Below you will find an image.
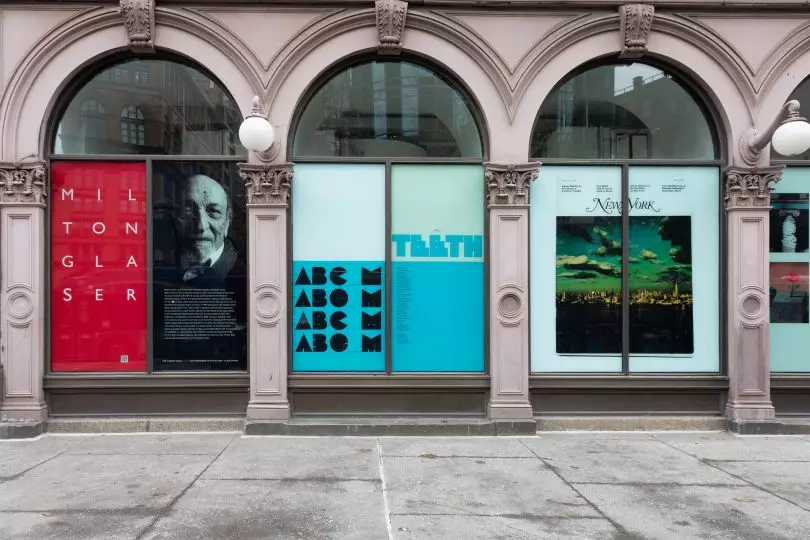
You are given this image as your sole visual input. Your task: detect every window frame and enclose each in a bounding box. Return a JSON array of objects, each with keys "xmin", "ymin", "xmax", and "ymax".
[
  {"xmin": 528, "ymin": 58, "xmax": 726, "ymax": 376},
  {"xmin": 45, "ymin": 52, "xmax": 247, "ymax": 377}
]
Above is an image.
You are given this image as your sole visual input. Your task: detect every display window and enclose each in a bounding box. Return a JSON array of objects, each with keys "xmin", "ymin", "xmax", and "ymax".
[
  {"xmin": 769, "ymin": 168, "xmax": 810, "ymax": 372},
  {"xmin": 291, "ymin": 58, "xmax": 486, "ymax": 373},
  {"xmin": 49, "ymin": 56, "xmax": 246, "ymax": 373},
  {"xmin": 529, "ymin": 62, "xmax": 721, "ymax": 373}
]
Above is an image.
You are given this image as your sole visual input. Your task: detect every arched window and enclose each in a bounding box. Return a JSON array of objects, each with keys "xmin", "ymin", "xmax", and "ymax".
[
  {"xmin": 290, "ymin": 58, "xmax": 485, "ymax": 374},
  {"xmin": 78, "ymin": 99, "xmax": 107, "ymax": 142},
  {"xmin": 49, "ymin": 55, "xmax": 248, "ymax": 376},
  {"xmin": 531, "ymin": 63, "xmax": 718, "ymax": 160},
  {"xmin": 120, "ymin": 105, "xmax": 145, "ymax": 146},
  {"xmin": 768, "ymin": 75, "xmax": 810, "ymax": 373},
  {"xmin": 293, "ymin": 59, "xmax": 483, "ymax": 159},
  {"xmin": 529, "ymin": 61, "xmax": 721, "ymax": 377},
  {"xmin": 53, "ymin": 57, "xmax": 244, "ymax": 156}
]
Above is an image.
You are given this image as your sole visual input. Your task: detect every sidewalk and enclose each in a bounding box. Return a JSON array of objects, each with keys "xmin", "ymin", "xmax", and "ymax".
[{"xmin": 1, "ymin": 432, "xmax": 809, "ymax": 539}]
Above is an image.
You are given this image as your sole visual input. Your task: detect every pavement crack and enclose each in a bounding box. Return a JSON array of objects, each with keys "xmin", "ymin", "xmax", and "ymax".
[
  {"xmin": 517, "ymin": 438, "xmax": 635, "ymax": 538},
  {"xmin": 133, "ymin": 432, "xmax": 239, "ymax": 540},
  {"xmin": 652, "ymin": 434, "xmax": 810, "ymax": 514}
]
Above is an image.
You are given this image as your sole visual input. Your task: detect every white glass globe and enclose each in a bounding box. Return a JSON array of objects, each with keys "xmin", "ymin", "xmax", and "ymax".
[
  {"xmin": 772, "ymin": 120, "xmax": 810, "ymax": 156},
  {"xmin": 238, "ymin": 116, "xmax": 275, "ymax": 152}
]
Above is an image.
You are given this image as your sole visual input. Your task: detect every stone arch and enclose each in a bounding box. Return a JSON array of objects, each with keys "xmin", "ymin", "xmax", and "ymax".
[
  {"xmin": 513, "ymin": 23, "xmax": 744, "ymax": 164},
  {"xmin": 0, "ymin": 6, "xmax": 261, "ymax": 161}
]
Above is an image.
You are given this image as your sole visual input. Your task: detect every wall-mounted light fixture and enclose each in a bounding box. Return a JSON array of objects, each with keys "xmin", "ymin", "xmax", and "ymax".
[
  {"xmin": 741, "ymin": 100, "xmax": 810, "ymax": 166},
  {"xmin": 238, "ymin": 96, "xmax": 278, "ymax": 161}
]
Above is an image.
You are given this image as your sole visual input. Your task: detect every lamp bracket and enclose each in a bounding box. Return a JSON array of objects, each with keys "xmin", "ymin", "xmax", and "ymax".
[{"xmin": 740, "ymin": 100, "xmax": 802, "ymax": 167}]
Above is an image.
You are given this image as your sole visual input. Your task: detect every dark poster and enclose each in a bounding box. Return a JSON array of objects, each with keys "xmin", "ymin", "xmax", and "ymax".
[
  {"xmin": 151, "ymin": 161, "xmax": 247, "ymax": 371},
  {"xmin": 628, "ymin": 216, "xmax": 694, "ymax": 354},
  {"xmin": 555, "ymin": 216, "xmax": 623, "ymax": 354},
  {"xmin": 555, "ymin": 214, "xmax": 694, "ymax": 355}
]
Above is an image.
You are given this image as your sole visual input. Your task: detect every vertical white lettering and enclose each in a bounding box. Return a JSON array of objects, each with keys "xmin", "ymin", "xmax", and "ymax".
[
  {"xmin": 63, "ymin": 288, "xmax": 72, "ymax": 302},
  {"xmin": 127, "ymin": 289, "xmax": 136, "ymax": 301},
  {"xmin": 97, "ymin": 188, "xmax": 102, "ymax": 201},
  {"xmin": 125, "ymin": 222, "xmax": 138, "ymax": 235},
  {"xmin": 128, "ymin": 189, "xmax": 136, "ymax": 201},
  {"xmin": 95, "ymin": 289, "xmax": 103, "ymax": 301},
  {"xmin": 95, "ymin": 255, "xmax": 103, "ymax": 268},
  {"xmin": 126, "ymin": 256, "xmax": 137, "ymax": 268},
  {"xmin": 61, "ymin": 188, "xmax": 74, "ymax": 201},
  {"xmin": 92, "ymin": 222, "xmax": 106, "ymax": 235},
  {"xmin": 61, "ymin": 255, "xmax": 74, "ymax": 268},
  {"xmin": 62, "ymin": 221, "xmax": 73, "ymax": 235}
]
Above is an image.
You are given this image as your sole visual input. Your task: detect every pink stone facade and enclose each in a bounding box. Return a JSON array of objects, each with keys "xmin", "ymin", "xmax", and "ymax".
[{"xmin": 1, "ymin": 1, "xmax": 809, "ymax": 431}]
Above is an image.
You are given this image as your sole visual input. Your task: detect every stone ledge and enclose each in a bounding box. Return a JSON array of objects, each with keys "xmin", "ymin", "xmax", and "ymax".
[
  {"xmin": 0, "ymin": 421, "xmax": 45, "ymax": 439},
  {"xmin": 536, "ymin": 416, "xmax": 729, "ymax": 432},
  {"xmin": 46, "ymin": 417, "xmax": 244, "ymax": 434},
  {"xmin": 245, "ymin": 417, "xmax": 537, "ymax": 436}
]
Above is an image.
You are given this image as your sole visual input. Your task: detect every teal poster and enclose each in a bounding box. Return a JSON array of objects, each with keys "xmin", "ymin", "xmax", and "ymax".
[
  {"xmin": 390, "ymin": 165, "xmax": 485, "ymax": 372},
  {"xmin": 292, "ymin": 164, "xmax": 385, "ymax": 371}
]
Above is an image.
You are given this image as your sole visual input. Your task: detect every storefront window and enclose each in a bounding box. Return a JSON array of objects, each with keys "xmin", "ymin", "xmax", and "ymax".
[
  {"xmin": 50, "ymin": 57, "xmax": 246, "ymax": 373},
  {"xmin": 292, "ymin": 60, "xmax": 483, "ymax": 159},
  {"xmin": 529, "ymin": 62, "xmax": 721, "ymax": 373},
  {"xmin": 531, "ymin": 63, "xmax": 717, "ymax": 160},
  {"xmin": 53, "ymin": 57, "xmax": 245, "ymax": 156},
  {"xmin": 769, "ymin": 168, "xmax": 810, "ymax": 372},
  {"xmin": 291, "ymin": 59, "xmax": 485, "ymax": 373}
]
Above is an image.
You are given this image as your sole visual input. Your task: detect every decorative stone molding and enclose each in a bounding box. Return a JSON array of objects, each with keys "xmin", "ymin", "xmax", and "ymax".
[
  {"xmin": 375, "ymin": 0, "xmax": 408, "ymax": 55},
  {"xmin": 725, "ymin": 167, "xmax": 782, "ymax": 210},
  {"xmin": 239, "ymin": 163, "xmax": 293, "ymax": 207},
  {"xmin": 119, "ymin": 0, "xmax": 155, "ymax": 52},
  {"xmin": 619, "ymin": 4, "xmax": 654, "ymax": 59},
  {"xmin": 0, "ymin": 163, "xmax": 47, "ymax": 206},
  {"xmin": 485, "ymin": 163, "xmax": 539, "ymax": 208}
]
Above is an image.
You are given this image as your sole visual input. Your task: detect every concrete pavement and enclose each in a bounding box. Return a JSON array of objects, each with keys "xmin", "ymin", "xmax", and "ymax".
[{"xmin": 1, "ymin": 431, "xmax": 809, "ymax": 539}]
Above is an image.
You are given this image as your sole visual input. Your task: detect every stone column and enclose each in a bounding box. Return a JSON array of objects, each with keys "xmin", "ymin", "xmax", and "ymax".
[
  {"xmin": 724, "ymin": 167, "xmax": 780, "ymax": 431},
  {"xmin": 0, "ymin": 163, "xmax": 48, "ymax": 429},
  {"xmin": 239, "ymin": 163, "xmax": 292, "ymax": 430},
  {"xmin": 485, "ymin": 163, "xmax": 537, "ymax": 428}
]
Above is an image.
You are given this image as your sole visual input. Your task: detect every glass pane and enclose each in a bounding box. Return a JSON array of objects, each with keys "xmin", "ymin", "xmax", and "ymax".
[
  {"xmin": 293, "ymin": 61, "xmax": 483, "ymax": 159},
  {"xmin": 628, "ymin": 166, "xmax": 719, "ymax": 372},
  {"xmin": 770, "ymin": 168, "xmax": 810, "ymax": 371},
  {"xmin": 531, "ymin": 63, "xmax": 717, "ymax": 160},
  {"xmin": 391, "ymin": 165, "xmax": 484, "ymax": 372},
  {"xmin": 53, "ymin": 59, "xmax": 245, "ymax": 156},
  {"xmin": 531, "ymin": 166, "xmax": 623, "ymax": 372},
  {"xmin": 151, "ymin": 161, "xmax": 247, "ymax": 371},
  {"xmin": 51, "ymin": 162, "xmax": 148, "ymax": 372},
  {"xmin": 292, "ymin": 164, "xmax": 386, "ymax": 372}
]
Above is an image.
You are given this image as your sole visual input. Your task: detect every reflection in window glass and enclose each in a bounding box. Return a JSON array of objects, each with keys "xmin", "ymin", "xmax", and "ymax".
[
  {"xmin": 293, "ymin": 60, "xmax": 483, "ymax": 159},
  {"xmin": 53, "ymin": 58, "xmax": 245, "ymax": 156},
  {"xmin": 531, "ymin": 63, "xmax": 717, "ymax": 160}
]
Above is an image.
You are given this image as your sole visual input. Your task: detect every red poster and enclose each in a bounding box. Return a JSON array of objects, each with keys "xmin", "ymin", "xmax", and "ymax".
[{"xmin": 51, "ymin": 162, "xmax": 147, "ymax": 372}]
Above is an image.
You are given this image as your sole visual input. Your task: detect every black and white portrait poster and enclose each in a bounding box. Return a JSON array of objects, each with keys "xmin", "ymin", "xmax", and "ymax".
[{"xmin": 151, "ymin": 161, "xmax": 247, "ymax": 371}]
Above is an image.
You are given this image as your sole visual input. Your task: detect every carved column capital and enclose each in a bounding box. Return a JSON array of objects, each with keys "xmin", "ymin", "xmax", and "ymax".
[
  {"xmin": 619, "ymin": 4, "xmax": 654, "ymax": 59},
  {"xmin": 724, "ymin": 166, "xmax": 782, "ymax": 210},
  {"xmin": 485, "ymin": 163, "xmax": 539, "ymax": 208},
  {"xmin": 119, "ymin": 0, "xmax": 155, "ymax": 53},
  {"xmin": 0, "ymin": 163, "xmax": 47, "ymax": 207},
  {"xmin": 239, "ymin": 163, "xmax": 293, "ymax": 207},
  {"xmin": 376, "ymin": 0, "xmax": 408, "ymax": 55}
]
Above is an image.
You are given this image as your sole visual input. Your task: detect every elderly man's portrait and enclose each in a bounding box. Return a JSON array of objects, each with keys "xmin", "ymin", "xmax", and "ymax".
[{"xmin": 151, "ymin": 161, "xmax": 247, "ymax": 372}]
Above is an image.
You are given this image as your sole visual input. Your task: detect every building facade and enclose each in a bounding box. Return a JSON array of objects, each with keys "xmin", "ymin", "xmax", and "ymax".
[{"xmin": 1, "ymin": 0, "xmax": 809, "ymax": 435}]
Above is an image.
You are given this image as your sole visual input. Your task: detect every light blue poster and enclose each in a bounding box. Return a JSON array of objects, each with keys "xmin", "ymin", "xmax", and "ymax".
[
  {"xmin": 769, "ymin": 167, "xmax": 810, "ymax": 372},
  {"xmin": 292, "ymin": 164, "xmax": 385, "ymax": 371},
  {"xmin": 391, "ymin": 165, "xmax": 485, "ymax": 372}
]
